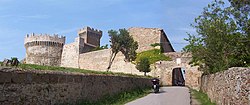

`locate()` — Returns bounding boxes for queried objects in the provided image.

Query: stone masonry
[150,52,201,90]
[60,27,102,68]
[0,67,151,105]
[201,67,250,105]
[128,27,174,52]
[24,34,65,66]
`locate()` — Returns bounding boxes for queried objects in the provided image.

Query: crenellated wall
[78,26,102,47]
[24,33,65,44]
[0,67,151,105]
[24,34,65,66]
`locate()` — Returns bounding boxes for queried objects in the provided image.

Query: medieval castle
[24,26,174,67]
[24,26,201,89]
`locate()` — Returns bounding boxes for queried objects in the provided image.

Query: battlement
[78,26,102,35]
[24,33,66,44]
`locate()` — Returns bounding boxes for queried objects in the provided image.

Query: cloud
[20,14,50,19]
[0,14,50,19]
[55,27,80,35]
[177,27,196,33]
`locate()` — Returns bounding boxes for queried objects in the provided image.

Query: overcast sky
[0,0,229,60]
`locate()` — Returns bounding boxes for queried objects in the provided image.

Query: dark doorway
[172,67,185,86]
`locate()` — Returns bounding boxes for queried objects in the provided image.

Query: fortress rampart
[24,34,65,66]
[24,33,65,45]
[78,26,102,35]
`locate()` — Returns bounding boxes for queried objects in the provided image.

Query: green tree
[184,0,250,74]
[136,57,151,76]
[107,29,138,71]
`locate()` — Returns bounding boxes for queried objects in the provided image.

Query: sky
[0,0,227,61]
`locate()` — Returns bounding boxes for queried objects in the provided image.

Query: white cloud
[55,27,79,35]
[177,27,196,33]
[0,14,50,19]
[20,14,50,19]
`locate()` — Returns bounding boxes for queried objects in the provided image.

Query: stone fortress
[25,27,102,66]
[24,26,202,89]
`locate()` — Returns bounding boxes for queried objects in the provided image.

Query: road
[126,87,190,105]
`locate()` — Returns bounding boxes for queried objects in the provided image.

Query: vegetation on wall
[135,49,171,64]
[150,43,164,53]
[150,43,161,47]
[136,57,151,76]
[183,0,250,74]
[107,29,138,71]
[91,44,109,51]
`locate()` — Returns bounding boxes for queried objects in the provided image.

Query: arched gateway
[172,67,185,86]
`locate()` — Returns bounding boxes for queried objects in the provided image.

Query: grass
[135,49,171,64]
[15,63,151,78]
[191,89,216,105]
[78,87,151,105]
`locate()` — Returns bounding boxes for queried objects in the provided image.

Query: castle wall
[79,49,144,75]
[61,42,79,68]
[79,44,95,53]
[0,67,151,105]
[25,34,65,66]
[128,27,161,52]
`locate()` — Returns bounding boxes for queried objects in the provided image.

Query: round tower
[24,33,66,66]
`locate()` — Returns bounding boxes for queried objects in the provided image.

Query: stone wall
[128,27,161,52]
[201,67,250,105]
[25,45,64,66]
[61,42,79,68]
[128,27,174,53]
[79,49,144,75]
[0,67,151,105]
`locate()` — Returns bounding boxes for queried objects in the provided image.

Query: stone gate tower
[24,33,65,66]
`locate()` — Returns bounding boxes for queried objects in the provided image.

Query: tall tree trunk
[107,52,118,72]
[144,72,146,76]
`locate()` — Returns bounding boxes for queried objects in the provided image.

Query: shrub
[135,49,171,64]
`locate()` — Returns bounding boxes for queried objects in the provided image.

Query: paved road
[126,87,190,105]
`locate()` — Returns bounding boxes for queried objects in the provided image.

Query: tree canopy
[107,29,138,71]
[184,0,250,74]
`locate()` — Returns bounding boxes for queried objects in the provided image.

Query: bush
[136,57,151,76]
[135,49,171,64]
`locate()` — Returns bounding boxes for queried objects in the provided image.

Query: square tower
[78,26,102,47]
